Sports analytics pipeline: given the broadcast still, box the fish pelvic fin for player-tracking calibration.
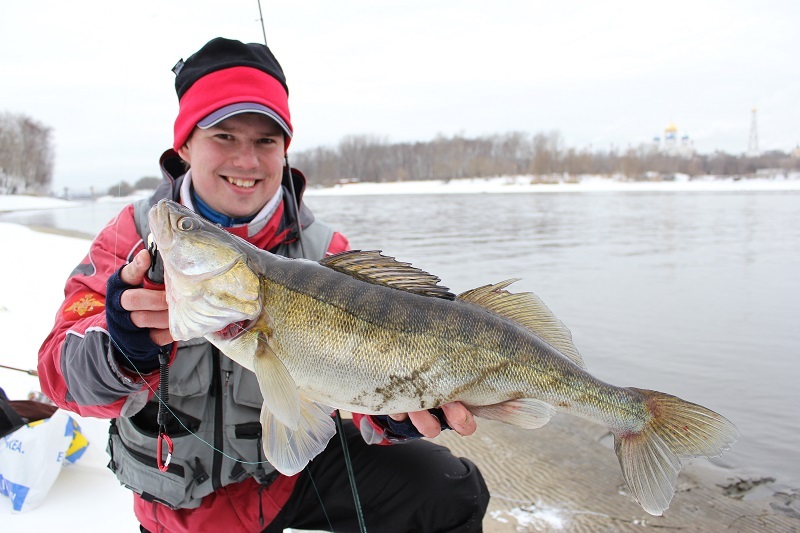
[614,388,739,516]
[253,340,337,475]
[261,399,336,476]
[467,398,556,429]
[457,280,586,369]
[253,341,302,429]
[319,250,456,299]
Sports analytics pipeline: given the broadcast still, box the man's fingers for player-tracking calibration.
[408,410,443,438]
[441,402,477,436]
[129,309,170,330]
[121,288,168,313]
[150,328,174,347]
[389,403,477,438]
[120,249,151,286]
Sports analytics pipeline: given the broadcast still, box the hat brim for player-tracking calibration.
[197,102,293,138]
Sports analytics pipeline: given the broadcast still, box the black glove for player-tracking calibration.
[374,408,452,441]
[106,268,162,373]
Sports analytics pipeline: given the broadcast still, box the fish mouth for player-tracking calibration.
[214,319,255,340]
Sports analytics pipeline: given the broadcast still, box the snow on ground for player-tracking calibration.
[0,220,139,530]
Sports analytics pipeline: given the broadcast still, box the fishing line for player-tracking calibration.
[110,336,270,466]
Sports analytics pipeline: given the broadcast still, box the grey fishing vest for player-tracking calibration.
[107,197,334,509]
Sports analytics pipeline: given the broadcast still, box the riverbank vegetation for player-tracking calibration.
[292,132,800,187]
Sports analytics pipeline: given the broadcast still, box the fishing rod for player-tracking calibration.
[256,4,363,532]
[0,363,38,376]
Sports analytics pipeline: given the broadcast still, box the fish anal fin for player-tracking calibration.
[467,398,556,429]
[614,388,740,515]
[458,281,586,369]
[320,250,455,300]
[261,399,336,476]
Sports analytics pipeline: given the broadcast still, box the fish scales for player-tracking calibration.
[247,252,646,427]
[148,199,739,516]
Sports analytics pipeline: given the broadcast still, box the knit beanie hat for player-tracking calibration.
[172,37,292,151]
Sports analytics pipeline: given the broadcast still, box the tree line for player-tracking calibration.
[3,110,798,196]
[291,132,800,187]
[0,112,54,194]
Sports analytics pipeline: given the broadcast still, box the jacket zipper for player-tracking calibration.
[211,347,223,490]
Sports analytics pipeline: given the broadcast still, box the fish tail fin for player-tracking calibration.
[614,388,739,516]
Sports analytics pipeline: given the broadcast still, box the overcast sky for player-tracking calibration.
[2,0,798,192]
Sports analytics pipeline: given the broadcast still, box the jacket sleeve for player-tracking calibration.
[37,204,161,418]
[325,231,350,256]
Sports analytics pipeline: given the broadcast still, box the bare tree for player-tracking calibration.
[0,112,54,194]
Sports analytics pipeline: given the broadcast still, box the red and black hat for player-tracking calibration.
[172,37,293,151]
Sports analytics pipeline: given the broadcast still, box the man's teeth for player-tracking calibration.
[226,177,256,188]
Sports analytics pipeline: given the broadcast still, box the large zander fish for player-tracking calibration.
[148,199,738,516]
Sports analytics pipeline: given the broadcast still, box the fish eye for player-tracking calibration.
[177,217,196,231]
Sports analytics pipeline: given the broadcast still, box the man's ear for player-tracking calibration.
[177,142,190,163]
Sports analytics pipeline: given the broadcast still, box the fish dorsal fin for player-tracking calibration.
[320,250,456,300]
[457,280,586,369]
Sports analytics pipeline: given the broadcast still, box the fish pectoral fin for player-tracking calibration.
[467,398,556,429]
[457,281,586,369]
[261,399,336,476]
[253,341,302,429]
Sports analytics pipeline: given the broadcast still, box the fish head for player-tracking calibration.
[148,199,262,341]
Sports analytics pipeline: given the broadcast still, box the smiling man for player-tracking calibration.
[38,37,489,532]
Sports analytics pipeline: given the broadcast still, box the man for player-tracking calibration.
[38,37,489,532]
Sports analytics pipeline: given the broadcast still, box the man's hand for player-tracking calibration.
[118,249,173,346]
[389,402,477,438]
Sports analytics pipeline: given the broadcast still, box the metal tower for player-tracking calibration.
[747,107,760,157]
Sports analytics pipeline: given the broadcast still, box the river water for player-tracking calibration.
[3,189,799,488]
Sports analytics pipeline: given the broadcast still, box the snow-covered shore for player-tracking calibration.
[3,174,799,211]
[305,174,800,196]
[0,219,139,529]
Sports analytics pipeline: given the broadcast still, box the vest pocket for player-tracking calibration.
[107,420,198,510]
[231,364,265,409]
[167,340,213,397]
[226,421,278,485]
[129,401,202,438]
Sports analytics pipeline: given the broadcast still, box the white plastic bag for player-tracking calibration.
[0,409,89,512]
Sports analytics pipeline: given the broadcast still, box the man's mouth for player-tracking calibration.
[225,177,257,188]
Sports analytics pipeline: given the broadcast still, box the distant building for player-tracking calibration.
[653,122,694,157]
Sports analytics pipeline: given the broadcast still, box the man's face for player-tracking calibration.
[178,113,286,219]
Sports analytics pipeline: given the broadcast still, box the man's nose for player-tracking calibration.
[232,143,259,168]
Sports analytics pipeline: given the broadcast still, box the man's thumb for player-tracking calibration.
[120,249,151,286]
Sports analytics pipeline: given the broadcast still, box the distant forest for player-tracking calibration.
[2,109,799,196]
[292,132,800,187]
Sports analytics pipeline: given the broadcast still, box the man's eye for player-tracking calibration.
[215,133,233,140]
[258,137,275,144]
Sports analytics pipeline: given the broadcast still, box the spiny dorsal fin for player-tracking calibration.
[457,280,586,368]
[320,250,456,300]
